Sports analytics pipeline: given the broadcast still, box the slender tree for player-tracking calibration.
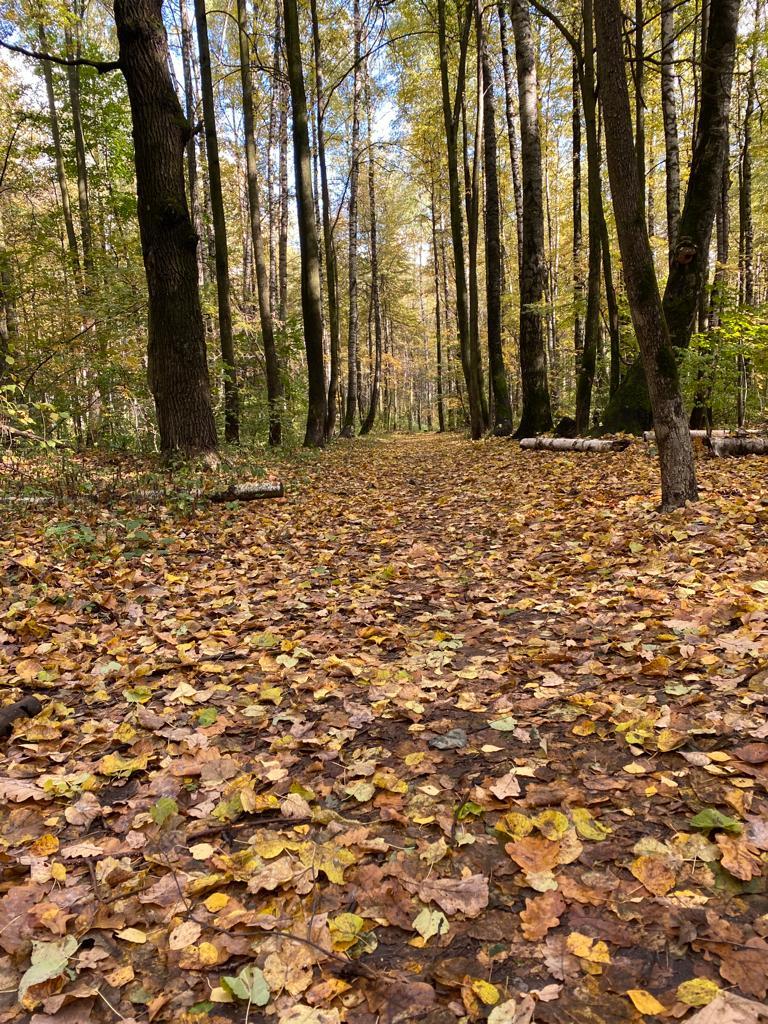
[194,0,239,443]
[341,0,363,437]
[360,73,382,436]
[283,0,327,446]
[237,0,283,445]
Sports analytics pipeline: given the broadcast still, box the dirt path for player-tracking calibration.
[1,434,768,1023]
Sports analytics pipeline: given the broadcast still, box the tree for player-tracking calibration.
[360,70,383,436]
[479,5,513,434]
[283,0,327,446]
[595,0,697,509]
[237,0,283,445]
[600,0,739,433]
[194,0,239,443]
[341,0,363,438]
[509,0,552,436]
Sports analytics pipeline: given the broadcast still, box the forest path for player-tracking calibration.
[2,434,768,1022]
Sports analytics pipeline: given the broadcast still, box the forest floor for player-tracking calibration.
[1,433,768,1024]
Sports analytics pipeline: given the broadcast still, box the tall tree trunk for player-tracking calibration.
[467,37,488,432]
[509,0,553,436]
[634,0,645,214]
[194,0,239,443]
[601,0,739,433]
[575,0,602,431]
[498,2,523,280]
[0,207,17,380]
[360,75,382,436]
[114,0,217,453]
[278,76,289,323]
[572,55,584,397]
[480,6,513,434]
[436,0,483,438]
[661,0,681,252]
[180,0,205,286]
[430,175,446,433]
[739,13,759,308]
[39,22,82,290]
[64,21,93,284]
[310,0,340,438]
[595,0,696,509]
[268,0,280,315]
[237,0,283,445]
[283,0,327,446]
[341,0,362,437]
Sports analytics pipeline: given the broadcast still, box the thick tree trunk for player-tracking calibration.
[436,0,484,438]
[114,0,217,453]
[341,0,362,437]
[595,0,697,510]
[360,74,382,436]
[480,8,513,434]
[601,0,739,433]
[509,0,553,437]
[39,22,81,290]
[498,2,523,281]
[237,0,283,445]
[660,0,680,251]
[309,0,340,439]
[194,0,239,443]
[283,0,327,446]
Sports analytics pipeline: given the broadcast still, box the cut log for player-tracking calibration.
[520,437,630,452]
[707,437,768,458]
[207,481,284,502]
[0,696,43,739]
[642,429,727,442]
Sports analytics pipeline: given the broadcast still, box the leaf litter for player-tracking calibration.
[1,433,767,1022]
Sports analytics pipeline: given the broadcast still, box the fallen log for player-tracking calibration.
[0,480,284,506]
[0,696,43,739]
[706,437,768,458]
[642,429,731,443]
[520,437,630,452]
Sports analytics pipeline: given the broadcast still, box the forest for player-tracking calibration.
[1,0,768,1022]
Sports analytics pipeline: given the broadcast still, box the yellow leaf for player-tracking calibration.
[498,811,533,841]
[571,808,611,842]
[533,810,569,841]
[676,979,720,1007]
[115,927,147,944]
[471,979,500,1006]
[372,770,408,794]
[30,833,59,856]
[626,989,666,1015]
[630,855,677,896]
[190,842,215,860]
[197,941,221,966]
[566,932,610,964]
[204,892,230,912]
[329,913,365,951]
[572,720,596,736]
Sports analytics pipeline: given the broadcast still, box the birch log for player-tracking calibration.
[520,437,630,451]
[707,437,768,457]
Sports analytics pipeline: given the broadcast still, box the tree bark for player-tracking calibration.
[521,436,629,451]
[600,0,739,433]
[237,0,283,445]
[39,22,82,290]
[480,6,513,434]
[194,0,239,444]
[278,75,289,324]
[466,35,488,432]
[436,0,484,438]
[595,0,697,510]
[309,0,340,439]
[498,2,524,281]
[509,0,553,437]
[283,0,327,446]
[341,0,363,437]
[429,175,446,433]
[180,0,206,286]
[360,74,382,436]
[114,0,217,453]
[572,55,584,376]
[660,0,680,252]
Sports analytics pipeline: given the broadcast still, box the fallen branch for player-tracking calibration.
[641,429,758,443]
[520,437,630,452]
[0,696,43,739]
[706,437,768,458]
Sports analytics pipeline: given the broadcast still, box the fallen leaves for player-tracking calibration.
[1,435,767,1022]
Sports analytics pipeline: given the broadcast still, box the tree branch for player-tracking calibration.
[0,37,120,73]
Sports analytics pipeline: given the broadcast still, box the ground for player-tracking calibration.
[1,433,767,1024]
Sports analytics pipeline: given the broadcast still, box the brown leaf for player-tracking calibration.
[519,891,566,941]
[716,835,762,882]
[417,874,489,918]
[505,836,561,875]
